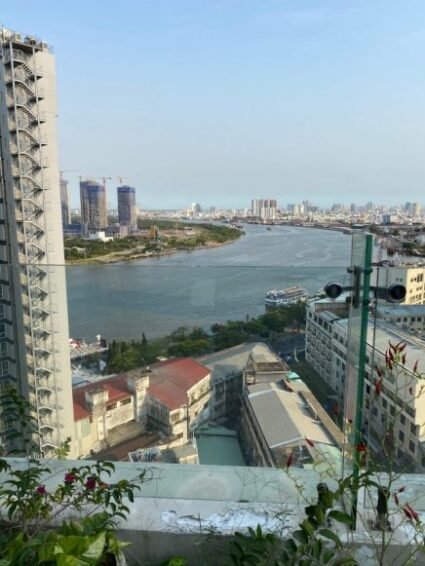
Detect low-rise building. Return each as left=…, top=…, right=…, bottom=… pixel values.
left=144, top=358, right=211, bottom=445
left=240, top=379, right=342, bottom=467
left=72, top=357, right=211, bottom=457
left=199, top=342, right=289, bottom=423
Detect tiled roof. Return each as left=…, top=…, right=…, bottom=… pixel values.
left=148, top=358, right=210, bottom=411
left=73, top=375, right=131, bottom=421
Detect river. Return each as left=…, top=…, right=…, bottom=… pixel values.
left=66, top=224, right=352, bottom=341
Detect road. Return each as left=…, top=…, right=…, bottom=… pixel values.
left=270, top=331, right=306, bottom=362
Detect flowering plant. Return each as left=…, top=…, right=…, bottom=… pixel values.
left=0, top=389, right=145, bottom=565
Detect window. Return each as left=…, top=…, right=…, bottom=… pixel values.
left=399, top=430, right=405, bottom=442
left=106, top=402, right=117, bottom=411
left=400, top=414, right=406, bottom=426
left=0, top=323, right=5, bottom=339
left=409, top=440, right=415, bottom=453
left=390, top=405, right=395, bottom=417
left=120, top=398, right=131, bottom=406
left=0, top=342, right=7, bottom=357
left=411, top=422, right=416, bottom=435
left=382, top=398, right=387, bottom=409
left=0, top=360, right=8, bottom=376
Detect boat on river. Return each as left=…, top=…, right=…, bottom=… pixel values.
left=265, top=286, right=309, bottom=307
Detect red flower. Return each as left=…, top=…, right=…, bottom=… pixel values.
left=375, top=366, right=383, bottom=378
left=402, top=353, right=407, bottom=365
left=389, top=349, right=395, bottom=362
left=36, top=485, right=46, bottom=496
left=85, top=477, right=96, bottom=490
left=375, top=378, right=383, bottom=397
left=389, top=341, right=396, bottom=353
left=355, top=443, right=367, bottom=453
left=388, top=360, right=393, bottom=371
left=399, top=343, right=407, bottom=352
left=305, top=437, right=315, bottom=448
left=403, top=504, right=420, bottom=523
left=286, top=452, right=294, bottom=468
left=64, top=472, right=76, bottom=485
left=413, top=360, right=419, bottom=373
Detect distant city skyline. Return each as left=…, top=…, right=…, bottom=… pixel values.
left=4, top=1, right=425, bottom=209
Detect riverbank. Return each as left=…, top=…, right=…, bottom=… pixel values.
left=65, top=223, right=243, bottom=265
left=66, top=239, right=237, bottom=265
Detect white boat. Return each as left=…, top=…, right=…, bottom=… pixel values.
left=265, top=286, right=309, bottom=307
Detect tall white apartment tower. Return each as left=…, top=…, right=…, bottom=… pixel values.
left=0, top=29, right=75, bottom=456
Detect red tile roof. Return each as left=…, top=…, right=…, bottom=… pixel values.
left=148, top=358, right=210, bottom=411
left=73, top=375, right=132, bottom=421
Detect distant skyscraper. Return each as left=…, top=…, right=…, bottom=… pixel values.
left=191, top=202, right=201, bottom=216
left=117, top=185, right=137, bottom=228
left=262, top=199, right=278, bottom=220
left=60, top=176, right=70, bottom=226
left=80, top=179, right=107, bottom=229
left=0, top=28, right=75, bottom=455
left=412, top=203, right=421, bottom=217
left=251, top=199, right=277, bottom=220
left=251, top=199, right=263, bottom=217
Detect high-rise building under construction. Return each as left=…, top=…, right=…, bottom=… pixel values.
left=80, top=179, right=107, bottom=229
left=0, top=28, right=75, bottom=455
left=117, top=185, right=136, bottom=228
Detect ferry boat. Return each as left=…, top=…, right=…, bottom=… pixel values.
left=265, top=286, right=309, bottom=307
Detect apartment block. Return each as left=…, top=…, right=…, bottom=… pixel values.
left=0, top=28, right=75, bottom=455
left=306, top=299, right=425, bottom=471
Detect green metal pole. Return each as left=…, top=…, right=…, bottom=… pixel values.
left=351, top=234, right=372, bottom=529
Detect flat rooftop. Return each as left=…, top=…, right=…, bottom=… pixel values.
left=247, top=382, right=336, bottom=450
left=376, top=304, right=425, bottom=318
left=199, top=342, right=270, bottom=382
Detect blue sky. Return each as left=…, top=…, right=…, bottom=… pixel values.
left=3, top=1, right=425, bottom=209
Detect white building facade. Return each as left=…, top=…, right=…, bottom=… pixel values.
left=306, top=299, right=425, bottom=471
left=0, top=28, right=75, bottom=456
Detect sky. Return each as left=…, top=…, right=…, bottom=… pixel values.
left=3, top=0, right=425, bottom=209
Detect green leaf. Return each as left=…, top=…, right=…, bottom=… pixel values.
left=301, top=518, right=315, bottom=536
left=293, top=529, right=308, bottom=544
left=328, top=510, right=353, bottom=526
left=318, top=528, right=342, bottom=548
left=82, top=532, right=106, bottom=561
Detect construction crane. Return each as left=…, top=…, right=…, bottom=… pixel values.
left=78, top=176, right=112, bottom=186
left=117, top=176, right=127, bottom=186
left=60, top=169, right=79, bottom=178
